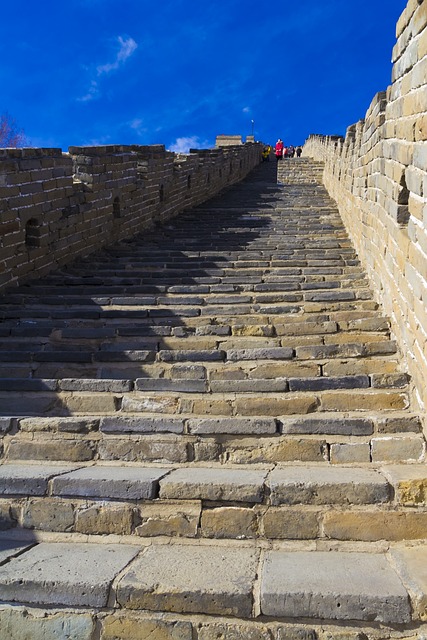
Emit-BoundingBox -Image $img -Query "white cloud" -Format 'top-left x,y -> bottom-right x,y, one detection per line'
78,80 -> 100,102
97,36 -> 138,76
77,35 -> 137,102
168,136 -> 211,154
243,106 -> 251,113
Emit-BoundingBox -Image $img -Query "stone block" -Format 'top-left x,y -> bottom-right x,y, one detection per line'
275,628 -> 318,640
281,416 -> 373,436
159,467 -> 268,503
329,443 -> 371,463
101,613 -> 193,639
0,607 -> 95,640
75,502 -> 134,535
0,463 -> 79,496
268,467 -> 390,505
198,622 -> 271,640
235,395 -> 318,416
188,417 -> 277,435
260,551 -> 410,623
371,436 -> 425,462
22,498 -> 75,532
0,542 -> 140,607
323,510 -> 427,541
225,437 -> 326,464
100,416 -> 184,434
136,501 -> 201,538
263,507 -> 319,539
116,544 -> 258,617
390,545 -> 427,621
6,438 -> 96,462
98,436 -> 189,464
382,464 -> 427,505
227,347 -> 293,361
121,395 -> 180,413
320,391 -> 409,412
201,506 -> 257,539
52,465 -> 170,500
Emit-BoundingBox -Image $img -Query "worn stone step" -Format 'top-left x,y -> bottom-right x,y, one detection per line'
1,462 -> 427,542
0,385 -> 411,418
0,538 -> 423,625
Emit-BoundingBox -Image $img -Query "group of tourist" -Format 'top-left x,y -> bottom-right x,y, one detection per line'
261,140 -> 303,161
273,139 -> 302,160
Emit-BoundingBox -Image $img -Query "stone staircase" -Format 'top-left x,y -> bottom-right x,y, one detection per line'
0,158 -> 427,639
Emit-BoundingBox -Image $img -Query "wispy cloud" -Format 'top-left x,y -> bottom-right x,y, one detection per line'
77,35 -> 137,102
168,136 -> 211,154
97,36 -> 138,76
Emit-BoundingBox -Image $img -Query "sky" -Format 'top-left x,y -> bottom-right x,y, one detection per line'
0,0 -> 406,153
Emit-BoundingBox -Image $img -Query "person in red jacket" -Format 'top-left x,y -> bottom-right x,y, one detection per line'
275,139 -> 284,161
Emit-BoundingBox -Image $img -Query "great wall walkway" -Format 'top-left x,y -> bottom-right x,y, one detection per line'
0,158 -> 427,639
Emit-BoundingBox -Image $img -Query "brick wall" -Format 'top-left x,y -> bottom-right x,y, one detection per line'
304,0 -> 427,408
0,142 -> 262,293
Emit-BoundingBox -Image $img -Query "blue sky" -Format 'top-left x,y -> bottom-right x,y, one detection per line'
1,0 -> 406,152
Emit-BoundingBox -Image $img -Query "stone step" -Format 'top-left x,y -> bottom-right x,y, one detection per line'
1,462 -> 427,542
0,157 -> 424,637
0,386 -> 412,419
1,414 -> 424,465
1,535 -> 426,628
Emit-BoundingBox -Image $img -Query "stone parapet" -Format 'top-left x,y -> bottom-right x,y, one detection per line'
303,0 -> 427,409
0,142 -> 262,292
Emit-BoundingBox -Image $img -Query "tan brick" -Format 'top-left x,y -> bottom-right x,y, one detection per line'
76,503 -> 134,535
201,507 -> 257,539
320,390 -> 409,412
232,325 -> 275,337
263,507 -> 319,539
198,622 -> 271,640
136,501 -> 201,538
101,614 -> 192,640
248,362 -> 320,378
383,465 -> 427,506
235,395 -> 318,416
62,393 -> 119,413
22,499 -> 75,532
322,359 -> 399,377
323,510 -> 427,541
0,608 -> 95,640
224,437 -> 326,464
192,398 -> 233,415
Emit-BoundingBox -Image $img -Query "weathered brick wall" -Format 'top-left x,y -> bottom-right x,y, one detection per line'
304,0 -> 427,409
0,142 -> 262,292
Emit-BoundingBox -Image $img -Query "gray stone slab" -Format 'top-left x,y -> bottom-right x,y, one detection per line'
260,551 -> 410,623
288,375 -> 369,392
268,467 -> 390,505
0,464 -> 80,496
116,544 -> 258,617
0,542 -> 140,607
210,379 -> 289,393
188,417 -> 277,435
52,465 -> 171,499
59,378 -> 132,392
227,348 -> 293,361
0,539 -> 35,565
159,467 -> 268,502
100,416 -> 185,434
280,415 -> 373,436
135,378 -> 208,392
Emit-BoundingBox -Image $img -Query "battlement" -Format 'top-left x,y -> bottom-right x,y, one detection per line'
0,142 -> 262,292
303,0 -> 427,409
